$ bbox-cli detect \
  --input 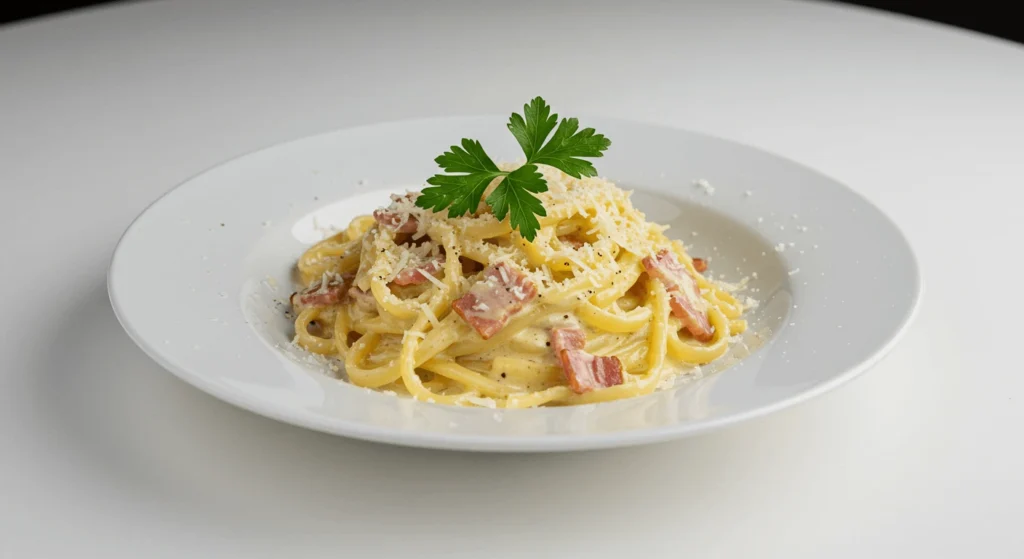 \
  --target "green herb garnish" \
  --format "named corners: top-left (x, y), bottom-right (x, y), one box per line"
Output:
top-left (415, 97), bottom-right (611, 241)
